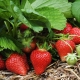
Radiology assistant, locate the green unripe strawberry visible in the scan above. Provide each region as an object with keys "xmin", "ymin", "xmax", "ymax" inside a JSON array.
[{"xmin": 66, "ymin": 53, "xmax": 77, "ymax": 65}]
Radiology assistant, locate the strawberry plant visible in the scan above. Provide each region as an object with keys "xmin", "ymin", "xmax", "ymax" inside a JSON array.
[{"xmin": 0, "ymin": 0, "xmax": 80, "ymax": 75}]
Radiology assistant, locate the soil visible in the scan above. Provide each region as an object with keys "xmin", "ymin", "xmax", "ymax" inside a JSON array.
[{"xmin": 0, "ymin": 60, "xmax": 80, "ymax": 80}]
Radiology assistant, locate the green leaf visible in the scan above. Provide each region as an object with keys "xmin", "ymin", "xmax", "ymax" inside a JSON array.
[
  {"xmin": 11, "ymin": 0, "xmax": 21, "ymax": 7},
  {"xmin": 9, "ymin": 0, "xmax": 32, "ymax": 28},
  {"xmin": 23, "ymin": 11, "xmax": 51, "ymax": 32},
  {"xmin": 0, "ymin": 37, "xmax": 21, "ymax": 52},
  {"xmin": 29, "ymin": 0, "xmax": 36, "ymax": 3},
  {"xmin": 36, "ymin": 7, "xmax": 66, "ymax": 30},
  {"xmin": 0, "ymin": 9, "xmax": 11, "ymax": 19},
  {"xmin": 32, "ymin": 26, "xmax": 43, "ymax": 33},
  {"xmin": 31, "ymin": 0, "xmax": 72, "ymax": 18},
  {"xmin": 0, "ymin": 0, "xmax": 32, "ymax": 28},
  {"xmin": 30, "ymin": 21, "xmax": 43, "ymax": 33},
  {"xmin": 21, "ymin": 0, "xmax": 51, "ymax": 32},
  {"xmin": 22, "ymin": 1, "xmax": 66, "ymax": 30},
  {"xmin": 21, "ymin": 0, "xmax": 34, "ymax": 13},
  {"xmin": 72, "ymin": 0, "xmax": 80, "ymax": 23},
  {"xmin": 31, "ymin": 0, "xmax": 48, "ymax": 9},
  {"xmin": 20, "ymin": 0, "xmax": 36, "ymax": 9}
]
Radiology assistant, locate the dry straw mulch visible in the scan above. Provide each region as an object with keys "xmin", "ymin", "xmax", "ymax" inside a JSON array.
[{"xmin": 0, "ymin": 60, "xmax": 80, "ymax": 80}]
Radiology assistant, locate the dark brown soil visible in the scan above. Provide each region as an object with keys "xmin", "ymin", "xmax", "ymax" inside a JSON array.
[{"xmin": 0, "ymin": 60, "xmax": 80, "ymax": 80}]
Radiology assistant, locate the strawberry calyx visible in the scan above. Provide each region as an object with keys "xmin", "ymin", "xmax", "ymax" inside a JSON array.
[
  {"xmin": 22, "ymin": 37, "xmax": 33, "ymax": 48},
  {"xmin": 37, "ymin": 41, "xmax": 52, "ymax": 51},
  {"xmin": 53, "ymin": 33, "xmax": 70, "ymax": 40}
]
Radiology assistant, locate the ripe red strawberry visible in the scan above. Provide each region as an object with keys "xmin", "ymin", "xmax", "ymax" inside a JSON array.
[
  {"xmin": 6, "ymin": 53, "xmax": 29, "ymax": 75},
  {"xmin": 61, "ymin": 23, "xmax": 73, "ymax": 34},
  {"xmin": 0, "ymin": 55, "xmax": 5, "ymax": 70},
  {"xmin": 55, "ymin": 40, "xmax": 75, "ymax": 62},
  {"xmin": 30, "ymin": 49, "xmax": 52, "ymax": 75},
  {"xmin": 69, "ymin": 27, "xmax": 80, "ymax": 44},
  {"xmin": 20, "ymin": 24, "xmax": 28, "ymax": 32}
]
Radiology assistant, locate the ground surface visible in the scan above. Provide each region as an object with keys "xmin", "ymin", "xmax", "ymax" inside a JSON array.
[{"xmin": 0, "ymin": 60, "xmax": 80, "ymax": 80}]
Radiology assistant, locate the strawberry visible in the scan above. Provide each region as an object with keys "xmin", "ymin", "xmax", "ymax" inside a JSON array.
[
  {"xmin": 20, "ymin": 24, "xmax": 28, "ymax": 32},
  {"xmin": 0, "ymin": 55, "xmax": 5, "ymax": 70},
  {"xmin": 66, "ymin": 53, "xmax": 77, "ymax": 65},
  {"xmin": 23, "ymin": 40, "xmax": 37, "ymax": 54},
  {"xmin": 30, "ymin": 49, "xmax": 52, "ymax": 75},
  {"xmin": 61, "ymin": 23, "xmax": 73, "ymax": 34},
  {"xmin": 6, "ymin": 53, "xmax": 29, "ymax": 75},
  {"xmin": 69, "ymin": 27, "xmax": 80, "ymax": 44},
  {"xmin": 55, "ymin": 40, "xmax": 75, "ymax": 62}
]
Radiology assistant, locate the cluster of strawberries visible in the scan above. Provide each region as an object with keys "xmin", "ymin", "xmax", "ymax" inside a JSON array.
[
  {"xmin": 54, "ymin": 23, "xmax": 80, "ymax": 63},
  {"xmin": 0, "ymin": 22, "xmax": 80, "ymax": 76},
  {"xmin": 0, "ymin": 24, "xmax": 52, "ymax": 76},
  {"xmin": 0, "ymin": 48, "xmax": 52, "ymax": 76}
]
